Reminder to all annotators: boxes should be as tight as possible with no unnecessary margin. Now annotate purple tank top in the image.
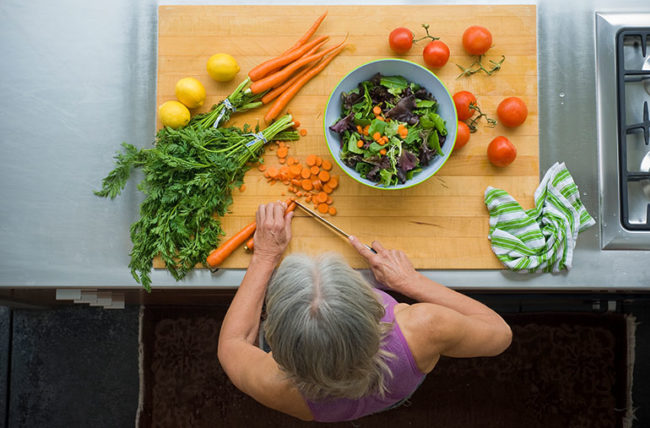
[304,289,426,422]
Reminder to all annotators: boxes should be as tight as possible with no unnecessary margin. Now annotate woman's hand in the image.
[252,201,294,265]
[349,236,419,294]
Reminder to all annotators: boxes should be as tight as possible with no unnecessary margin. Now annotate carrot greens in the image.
[95,114,298,291]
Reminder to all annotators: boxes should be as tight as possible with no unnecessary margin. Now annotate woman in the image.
[218,201,512,422]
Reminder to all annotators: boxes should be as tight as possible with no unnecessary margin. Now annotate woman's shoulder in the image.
[393,303,445,373]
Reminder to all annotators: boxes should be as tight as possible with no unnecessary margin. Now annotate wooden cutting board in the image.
[156,5,538,270]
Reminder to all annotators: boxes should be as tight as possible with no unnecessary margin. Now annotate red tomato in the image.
[452,91,477,121]
[462,26,493,56]
[422,40,450,68]
[497,97,528,128]
[487,136,517,167]
[455,121,470,149]
[389,27,414,54]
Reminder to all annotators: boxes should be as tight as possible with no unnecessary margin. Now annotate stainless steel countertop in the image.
[1,0,649,290]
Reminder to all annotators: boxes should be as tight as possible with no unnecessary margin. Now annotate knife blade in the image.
[293,200,377,253]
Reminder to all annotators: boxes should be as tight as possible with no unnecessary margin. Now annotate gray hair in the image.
[264,253,394,401]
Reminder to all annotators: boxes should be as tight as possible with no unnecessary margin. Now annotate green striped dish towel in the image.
[484,162,595,273]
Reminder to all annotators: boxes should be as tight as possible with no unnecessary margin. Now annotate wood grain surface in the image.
[155,5,538,270]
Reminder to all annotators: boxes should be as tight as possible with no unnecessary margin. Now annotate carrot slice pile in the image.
[261,141,341,215]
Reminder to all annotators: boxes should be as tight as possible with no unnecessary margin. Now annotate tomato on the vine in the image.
[389,27,414,54]
[487,136,517,167]
[452,91,477,121]
[462,26,492,56]
[497,97,528,128]
[455,121,470,149]
[423,40,450,68]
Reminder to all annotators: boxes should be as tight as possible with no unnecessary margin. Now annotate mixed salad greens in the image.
[329,73,448,187]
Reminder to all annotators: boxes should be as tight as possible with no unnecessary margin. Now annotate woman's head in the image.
[264,253,393,400]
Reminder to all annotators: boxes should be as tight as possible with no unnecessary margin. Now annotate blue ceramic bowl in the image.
[323,58,457,190]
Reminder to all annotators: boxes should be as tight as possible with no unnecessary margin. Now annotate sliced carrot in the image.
[312,179,322,191]
[372,105,382,115]
[326,196,333,204]
[317,203,329,214]
[299,128,308,136]
[305,194,312,202]
[318,170,330,183]
[363,125,370,135]
[293,119,301,128]
[239,184,246,192]
[300,168,311,179]
[301,179,313,191]
[323,184,333,194]
[328,176,339,189]
[322,159,332,171]
[316,191,328,203]
[316,156,322,166]
[328,206,337,215]
[267,166,279,179]
[380,149,387,155]
[356,125,363,133]
[289,164,302,177]
[258,164,267,172]
[291,178,302,187]
[375,116,385,122]
[357,140,364,148]
[306,154,317,166]
[279,157,286,164]
[310,165,319,175]
[277,146,289,158]
[372,132,381,141]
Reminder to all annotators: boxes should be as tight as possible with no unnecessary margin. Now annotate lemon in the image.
[206,53,240,82]
[159,100,190,129]
[175,77,206,109]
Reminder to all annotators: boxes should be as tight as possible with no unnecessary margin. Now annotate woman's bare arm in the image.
[350,237,512,358]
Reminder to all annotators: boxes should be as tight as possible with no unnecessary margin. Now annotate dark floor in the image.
[0,293,648,427]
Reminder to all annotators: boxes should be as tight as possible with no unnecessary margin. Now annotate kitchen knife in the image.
[293,200,377,253]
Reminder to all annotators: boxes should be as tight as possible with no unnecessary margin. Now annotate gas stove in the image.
[596,12,650,250]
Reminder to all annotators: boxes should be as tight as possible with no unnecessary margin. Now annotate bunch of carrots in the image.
[247,11,346,123]
[206,11,346,268]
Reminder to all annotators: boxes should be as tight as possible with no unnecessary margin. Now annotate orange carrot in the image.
[316,191,328,203]
[262,63,315,105]
[299,128,308,136]
[310,165,319,175]
[277,146,289,158]
[301,179,313,191]
[267,166,279,179]
[280,11,328,55]
[251,40,345,95]
[263,44,346,122]
[373,106,382,115]
[357,140,364,148]
[249,35,329,82]
[328,176,339,189]
[321,159,332,171]
[328,206,337,216]
[258,164,266,172]
[317,203,329,214]
[318,170,330,183]
[305,154,317,166]
[207,222,257,267]
[242,201,297,252]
